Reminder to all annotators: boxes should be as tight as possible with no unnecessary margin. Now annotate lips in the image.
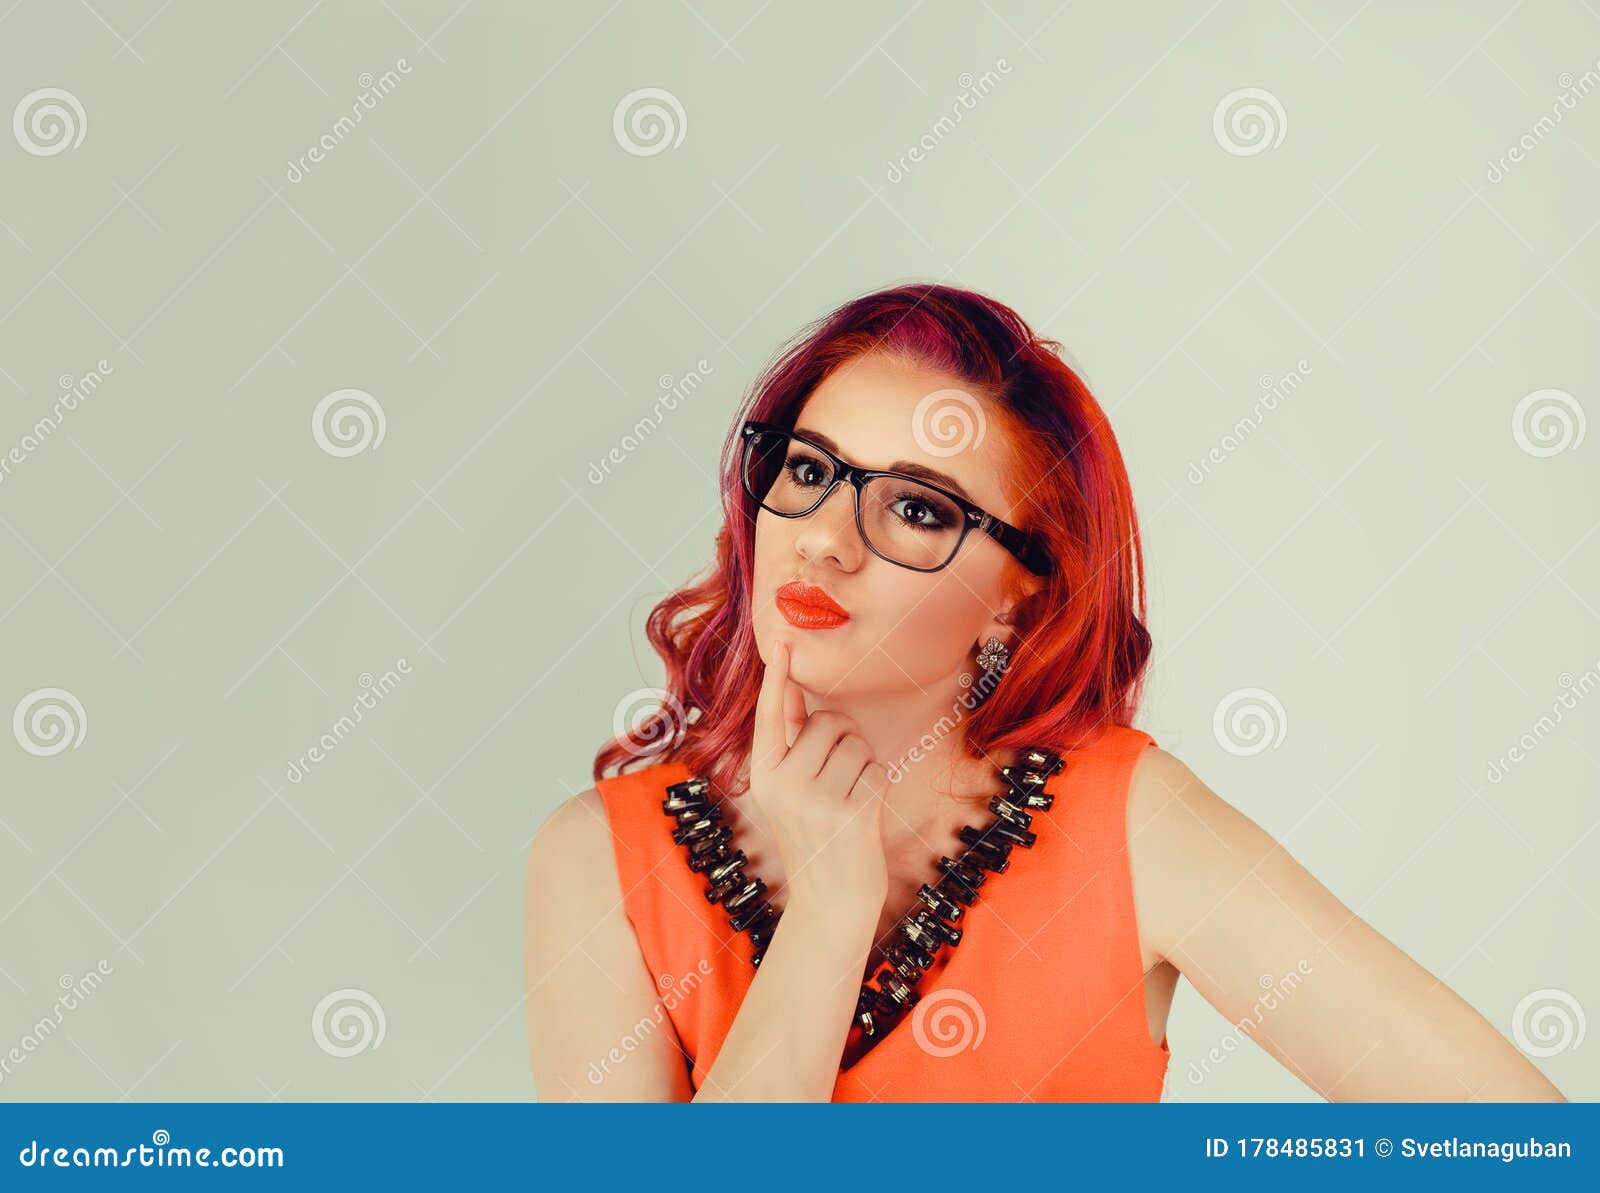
[775,580,851,629]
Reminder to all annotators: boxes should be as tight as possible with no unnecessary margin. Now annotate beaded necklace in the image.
[661,745,1066,1069]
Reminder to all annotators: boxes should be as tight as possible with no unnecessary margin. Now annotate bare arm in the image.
[1127,746,1567,1101]
[693,635,889,1100]
[523,788,693,1101]
[692,892,876,1102]
[523,786,879,1102]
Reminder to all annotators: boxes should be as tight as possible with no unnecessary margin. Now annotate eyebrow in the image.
[792,426,976,502]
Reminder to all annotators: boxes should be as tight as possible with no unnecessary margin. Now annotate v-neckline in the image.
[661,745,1069,1071]
[854,820,973,985]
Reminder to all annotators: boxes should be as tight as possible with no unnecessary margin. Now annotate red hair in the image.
[593,282,1152,799]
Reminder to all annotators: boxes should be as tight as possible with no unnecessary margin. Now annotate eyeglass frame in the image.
[738,420,1053,576]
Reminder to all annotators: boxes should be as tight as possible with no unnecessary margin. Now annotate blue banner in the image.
[1,1102,1590,1188]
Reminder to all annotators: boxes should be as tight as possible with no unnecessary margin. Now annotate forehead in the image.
[793,353,1017,519]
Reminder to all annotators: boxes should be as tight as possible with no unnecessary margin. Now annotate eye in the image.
[784,451,829,487]
[889,493,953,531]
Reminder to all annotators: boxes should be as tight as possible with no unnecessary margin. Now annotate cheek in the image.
[870,571,992,667]
[752,510,790,584]
[750,513,797,646]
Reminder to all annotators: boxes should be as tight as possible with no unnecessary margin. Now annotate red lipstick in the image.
[775,580,850,630]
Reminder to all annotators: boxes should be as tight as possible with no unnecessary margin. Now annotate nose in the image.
[792,480,864,570]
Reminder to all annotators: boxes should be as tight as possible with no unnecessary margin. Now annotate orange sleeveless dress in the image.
[594,725,1170,1101]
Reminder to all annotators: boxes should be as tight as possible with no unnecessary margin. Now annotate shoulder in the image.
[524,786,619,919]
[1126,745,1274,856]
[1124,745,1282,962]
[534,784,610,845]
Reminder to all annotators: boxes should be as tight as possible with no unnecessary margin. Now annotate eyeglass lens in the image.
[743,429,965,570]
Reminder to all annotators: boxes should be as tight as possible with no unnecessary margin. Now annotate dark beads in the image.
[936,874,980,907]
[891,935,936,972]
[876,968,917,1009]
[1019,747,1066,776]
[960,840,1010,873]
[882,943,925,985]
[899,915,942,952]
[912,909,962,947]
[917,883,965,921]
[988,794,1033,830]
[957,823,1014,859]
[937,856,987,892]
[662,778,711,814]
[722,878,767,912]
[998,766,1052,807]
[1002,748,1065,810]
[729,899,777,933]
[704,852,746,885]
[985,819,1037,848]
[671,808,711,829]
[898,908,961,955]
[686,827,733,865]
[855,987,890,1036]
[660,744,1068,1072]
[671,812,723,845]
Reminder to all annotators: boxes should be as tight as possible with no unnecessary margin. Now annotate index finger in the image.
[781,668,806,749]
[752,638,791,770]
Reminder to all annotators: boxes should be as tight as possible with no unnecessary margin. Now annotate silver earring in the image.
[976,636,1010,675]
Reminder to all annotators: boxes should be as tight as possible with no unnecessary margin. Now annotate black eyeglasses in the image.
[739,420,1052,576]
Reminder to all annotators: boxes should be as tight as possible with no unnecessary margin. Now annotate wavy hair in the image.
[593,282,1152,801]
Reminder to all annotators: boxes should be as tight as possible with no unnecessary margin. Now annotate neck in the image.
[717,673,1020,927]
[796,671,1007,858]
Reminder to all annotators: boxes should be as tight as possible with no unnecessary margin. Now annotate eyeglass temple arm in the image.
[975,511,1052,577]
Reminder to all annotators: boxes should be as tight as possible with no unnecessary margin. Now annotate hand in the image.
[746,639,889,913]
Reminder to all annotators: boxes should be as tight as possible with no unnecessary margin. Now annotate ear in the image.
[974,600,1021,656]
[975,567,1043,652]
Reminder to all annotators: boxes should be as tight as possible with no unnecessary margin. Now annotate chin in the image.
[792,638,870,693]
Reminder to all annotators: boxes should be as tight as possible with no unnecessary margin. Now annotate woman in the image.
[523,283,1567,1103]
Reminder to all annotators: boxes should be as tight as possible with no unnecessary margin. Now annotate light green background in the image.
[0,1,1595,1101]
